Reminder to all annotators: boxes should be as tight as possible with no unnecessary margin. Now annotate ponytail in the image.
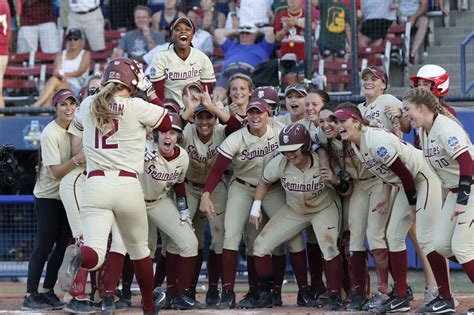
[91,82,125,133]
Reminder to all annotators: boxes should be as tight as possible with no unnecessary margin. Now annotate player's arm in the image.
[50,150,85,179]
[200,154,232,215]
[387,157,417,217]
[451,151,473,220]
[249,179,273,229]
[373,182,392,214]
[174,181,193,226]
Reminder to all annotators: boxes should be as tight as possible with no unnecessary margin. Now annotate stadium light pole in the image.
[304,0,312,83]
[351,0,360,94]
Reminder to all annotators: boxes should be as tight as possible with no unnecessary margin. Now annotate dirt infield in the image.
[1,280,473,314]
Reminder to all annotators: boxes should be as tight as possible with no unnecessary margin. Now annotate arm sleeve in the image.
[150,97,163,107]
[455,151,473,205]
[224,115,242,136]
[152,80,165,100]
[173,181,186,198]
[203,153,232,194]
[388,157,417,206]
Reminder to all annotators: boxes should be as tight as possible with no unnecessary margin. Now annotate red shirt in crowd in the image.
[20,0,55,26]
[0,0,11,56]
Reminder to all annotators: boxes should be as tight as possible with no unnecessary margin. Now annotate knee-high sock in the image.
[121,254,134,294]
[153,253,166,288]
[165,252,178,296]
[247,255,258,293]
[221,249,238,292]
[350,251,367,295]
[255,255,273,292]
[462,259,474,283]
[133,257,154,312]
[177,256,197,295]
[325,254,343,297]
[102,252,125,296]
[426,251,451,299]
[190,249,203,293]
[290,250,309,289]
[207,250,221,290]
[372,249,389,294]
[306,243,324,286]
[389,250,408,298]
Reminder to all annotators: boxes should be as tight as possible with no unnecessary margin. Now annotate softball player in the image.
[403,88,473,313]
[275,83,307,125]
[22,89,78,311]
[200,99,305,309]
[225,73,253,124]
[57,57,171,315]
[149,16,216,109]
[334,104,451,313]
[250,123,345,310]
[250,86,280,116]
[317,104,390,311]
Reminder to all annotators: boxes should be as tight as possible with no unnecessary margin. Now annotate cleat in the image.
[272,290,283,307]
[309,283,327,300]
[58,245,82,292]
[370,293,410,313]
[297,287,318,307]
[255,291,273,308]
[347,293,368,311]
[162,294,175,310]
[153,287,166,309]
[40,290,64,310]
[205,287,220,306]
[21,292,51,311]
[363,291,390,311]
[171,294,205,310]
[216,290,235,309]
[424,286,439,304]
[415,295,455,313]
[236,291,259,309]
[63,297,96,314]
[325,295,342,311]
[101,294,115,314]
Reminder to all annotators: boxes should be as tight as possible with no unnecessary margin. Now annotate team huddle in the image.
[22,17,473,315]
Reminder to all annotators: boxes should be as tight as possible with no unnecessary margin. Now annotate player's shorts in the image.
[360,19,393,41]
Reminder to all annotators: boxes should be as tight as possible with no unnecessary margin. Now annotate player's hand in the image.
[201,86,214,109]
[179,208,191,224]
[199,193,215,216]
[369,120,385,129]
[249,213,262,230]
[73,150,86,165]
[144,147,157,162]
[384,105,402,120]
[372,194,390,214]
[228,102,240,116]
[408,206,417,223]
[249,200,263,230]
[136,73,155,97]
[183,87,201,110]
[320,167,338,185]
[450,203,466,221]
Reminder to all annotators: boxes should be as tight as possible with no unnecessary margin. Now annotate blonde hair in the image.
[90,82,126,133]
[403,87,462,127]
[226,73,253,104]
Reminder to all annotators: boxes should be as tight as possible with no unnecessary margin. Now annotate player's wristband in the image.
[456,175,471,205]
[176,196,188,212]
[71,156,80,166]
[334,176,350,194]
[250,200,262,217]
[405,189,417,206]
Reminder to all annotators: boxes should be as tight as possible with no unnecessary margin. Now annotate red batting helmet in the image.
[278,123,311,153]
[169,113,183,132]
[102,57,141,94]
[251,86,280,115]
[410,64,449,97]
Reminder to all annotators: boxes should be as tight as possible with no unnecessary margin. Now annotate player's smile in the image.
[319,110,338,139]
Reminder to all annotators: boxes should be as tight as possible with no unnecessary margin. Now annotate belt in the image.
[145,199,157,203]
[74,5,100,15]
[359,175,377,181]
[235,177,256,188]
[224,62,255,73]
[184,178,205,189]
[87,170,137,179]
[449,180,474,193]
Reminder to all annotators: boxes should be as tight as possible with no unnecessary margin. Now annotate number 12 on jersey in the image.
[95,119,119,149]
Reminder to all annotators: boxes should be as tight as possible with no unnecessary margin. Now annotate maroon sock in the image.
[462,259,474,282]
[178,256,197,295]
[133,257,154,312]
[207,250,220,290]
[154,253,166,288]
[255,255,273,277]
[121,254,134,293]
[222,249,238,291]
[247,255,258,292]
[350,251,367,295]
[306,242,324,286]
[80,246,99,269]
[96,264,106,299]
[190,249,203,292]
[165,252,178,295]
[426,251,451,299]
[89,270,97,296]
[389,250,408,298]
[102,252,125,295]
[325,254,343,297]
[372,249,389,294]
[290,251,309,289]
[272,255,286,292]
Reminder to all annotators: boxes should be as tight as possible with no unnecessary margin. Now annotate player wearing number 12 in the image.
[57,57,171,315]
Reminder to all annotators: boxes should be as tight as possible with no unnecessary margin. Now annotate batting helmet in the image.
[278,123,311,153]
[410,64,449,97]
[251,86,280,116]
[102,57,141,94]
[169,112,183,132]
[163,98,181,114]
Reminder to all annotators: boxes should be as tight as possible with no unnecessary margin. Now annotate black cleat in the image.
[415,295,455,313]
[272,290,283,307]
[309,284,327,300]
[325,295,342,311]
[63,297,95,314]
[236,291,259,309]
[297,287,318,307]
[255,291,273,308]
[101,294,115,314]
[346,293,368,311]
[205,287,220,306]
[21,292,51,311]
[162,293,175,310]
[58,245,82,292]
[171,294,205,310]
[370,293,410,313]
[153,287,166,310]
[216,290,236,309]
[40,290,64,310]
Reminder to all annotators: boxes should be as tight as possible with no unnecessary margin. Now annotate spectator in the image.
[238,0,273,26]
[396,0,428,64]
[108,0,147,31]
[185,7,213,57]
[212,25,275,101]
[225,0,240,29]
[0,0,10,113]
[33,29,91,107]
[67,0,105,52]
[275,0,318,61]
[152,0,186,42]
[17,0,60,54]
[112,5,165,63]
[201,0,226,34]
[316,0,351,91]
[358,0,397,47]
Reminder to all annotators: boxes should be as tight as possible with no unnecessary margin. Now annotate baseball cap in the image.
[246,99,271,115]
[66,28,83,39]
[182,81,204,95]
[188,6,204,19]
[361,66,388,87]
[53,89,77,106]
[163,98,181,113]
[239,24,258,34]
[334,108,362,122]
[284,83,307,97]
[194,104,216,117]
[251,87,279,105]
[170,16,195,33]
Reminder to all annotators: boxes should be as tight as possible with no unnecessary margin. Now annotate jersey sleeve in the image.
[200,52,216,83]
[217,131,240,159]
[149,52,167,82]
[262,155,284,184]
[136,98,169,128]
[177,146,189,184]
[41,128,62,166]
[441,129,470,159]
[371,142,399,167]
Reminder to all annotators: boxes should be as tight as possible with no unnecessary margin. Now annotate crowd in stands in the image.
[0,0,468,111]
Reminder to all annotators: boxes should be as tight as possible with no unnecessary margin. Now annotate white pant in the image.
[17,22,60,53]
